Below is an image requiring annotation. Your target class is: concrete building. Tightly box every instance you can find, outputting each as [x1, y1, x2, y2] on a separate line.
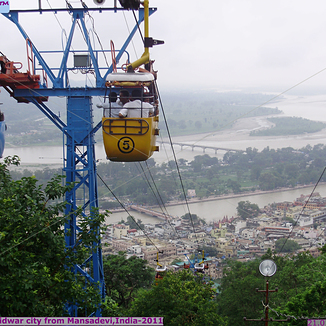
[111, 239, 134, 252]
[187, 189, 196, 197]
[188, 231, 206, 242]
[241, 228, 257, 239]
[142, 243, 176, 263]
[259, 240, 275, 252]
[126, 245, 144, 259]
[113, 224, 130, 239]
[211, 227, 227, 238]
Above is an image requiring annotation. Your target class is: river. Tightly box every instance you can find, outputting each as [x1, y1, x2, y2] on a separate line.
[4, 94, 326, 165]
[107, 184, 326, 225]
[3, 93, 326, 224]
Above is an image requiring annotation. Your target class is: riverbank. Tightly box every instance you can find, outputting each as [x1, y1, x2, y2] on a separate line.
[109, 183, 326, 224]
[109, 183, 324, 214]
[165, 183, 324, 208]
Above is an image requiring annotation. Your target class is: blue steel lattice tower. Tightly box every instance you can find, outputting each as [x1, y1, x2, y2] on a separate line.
[1, 1, 157, 316]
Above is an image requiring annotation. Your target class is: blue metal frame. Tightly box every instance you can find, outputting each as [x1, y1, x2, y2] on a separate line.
[2, 5, 156, 317]
[184, 252, 209, 270]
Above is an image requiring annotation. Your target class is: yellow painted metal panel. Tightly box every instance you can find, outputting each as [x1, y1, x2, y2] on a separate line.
[102, 116, 158, 162]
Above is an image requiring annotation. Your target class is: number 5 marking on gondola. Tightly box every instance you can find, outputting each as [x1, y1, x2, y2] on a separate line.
[118, 137, 135, 154]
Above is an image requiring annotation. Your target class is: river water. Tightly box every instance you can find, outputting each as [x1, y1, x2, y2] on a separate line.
[3, 94, 326, 224]
[106, 184, 326, 225]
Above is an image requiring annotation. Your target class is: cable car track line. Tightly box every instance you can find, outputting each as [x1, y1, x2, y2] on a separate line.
[144, 160, 170, 216]
[140, 161, 180, 238]
[278, 166, 326, 255]
[136, 162, 167, 216]
[96, 172, 160, 251]
[182, 65, 326, 150]
[155, 80, 199, 245]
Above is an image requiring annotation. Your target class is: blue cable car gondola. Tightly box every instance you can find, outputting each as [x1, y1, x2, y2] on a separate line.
[184, 250, 209, 274]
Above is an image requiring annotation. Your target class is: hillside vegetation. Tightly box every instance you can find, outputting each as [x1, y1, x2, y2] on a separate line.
[2, 156, 326, 323]
[250, 116, 326, 136]
[8, 143, 326, 208]
[3, 91, 281, 146]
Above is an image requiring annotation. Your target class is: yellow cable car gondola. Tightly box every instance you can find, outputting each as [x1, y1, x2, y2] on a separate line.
[194, 250, 209, 274]
[102, 72, 159, 162]
[102, 0, 163, 162]
[154, 251, 166, 284]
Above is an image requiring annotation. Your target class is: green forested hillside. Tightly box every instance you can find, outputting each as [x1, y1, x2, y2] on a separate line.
[2, 156, 326, 324]
[250, 117, 326, 136]
[8, 143, 326, 207]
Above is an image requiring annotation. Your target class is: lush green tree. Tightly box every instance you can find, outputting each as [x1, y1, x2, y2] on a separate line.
[250, 117, 326, 136]
[103, 252, 154, 309]
[191, 161, 202, 172]
[128, 270, 227, 326]
[236, 200, 260, 219]
[320, 244, 326, 255]
[226, 179, 241, 194]
[181, 213, 205, 226]
[217, 259, 265, 325]
[192, 154, 219, 167]
[217, 252, 326, 325]
[178, 158, 188, 166]
[168, 160, 177, 169]
[246, 147, 258, 160]
[199, 245, 218, 257]
[146, 158, 156, 169]
[171, 258, 184, 265]
[272, 252, 326, 325]
[194, 120, 202, 129]
[285, 163, 299, 179]
[268, 252, 316, 308]
[284, 216, 295, 225]
[134, 192, 158, 205]
[282, 279, 326, 326]
[0, 156, 108, 316]
[125, 216, 144, 230]
[159, 178, 177, 196]
[275, 238, 301, 253]
[258, 171, 283, 190]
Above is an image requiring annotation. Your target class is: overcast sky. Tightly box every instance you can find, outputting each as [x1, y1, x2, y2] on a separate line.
[3, 0, 326, 94]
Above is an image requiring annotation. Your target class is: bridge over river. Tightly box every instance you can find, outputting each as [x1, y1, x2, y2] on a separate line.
[129, 205, 175, 221]
[159, 141, 244, 154]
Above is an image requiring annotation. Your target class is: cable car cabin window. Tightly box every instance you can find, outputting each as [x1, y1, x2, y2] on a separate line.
[103, 118, 150, 136]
